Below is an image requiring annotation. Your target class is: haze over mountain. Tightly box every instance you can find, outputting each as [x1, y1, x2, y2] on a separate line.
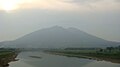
[1, 26, 119, 48]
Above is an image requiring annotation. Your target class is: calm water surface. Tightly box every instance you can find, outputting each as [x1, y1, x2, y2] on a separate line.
[9, 51, 120, 67]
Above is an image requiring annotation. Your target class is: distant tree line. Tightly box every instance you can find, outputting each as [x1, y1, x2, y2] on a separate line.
[0, 48, 18, 52]
[64, 48, 99, 50]
[64, 45, 120, 53]
[99, 45, 120, 53]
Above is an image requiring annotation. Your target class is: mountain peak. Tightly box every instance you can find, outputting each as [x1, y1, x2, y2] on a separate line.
[45, 26, 67, 32]
[50, 25, 65, 29]
[4, 26, 119, 48]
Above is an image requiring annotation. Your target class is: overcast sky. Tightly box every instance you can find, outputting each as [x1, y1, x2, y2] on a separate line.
[0, 0, 120, 42]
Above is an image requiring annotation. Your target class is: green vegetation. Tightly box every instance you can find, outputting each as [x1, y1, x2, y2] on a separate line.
[45, 46, 120, 63]
[0, 48, 17, 57]
[0, 48, 19, 67]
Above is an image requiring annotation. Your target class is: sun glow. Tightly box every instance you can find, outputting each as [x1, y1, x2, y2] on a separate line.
[0, 0, 21, 12]
[0, 0, 119, 12]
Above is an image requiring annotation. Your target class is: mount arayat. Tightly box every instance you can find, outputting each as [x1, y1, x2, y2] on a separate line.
[0, 26, 119, 48]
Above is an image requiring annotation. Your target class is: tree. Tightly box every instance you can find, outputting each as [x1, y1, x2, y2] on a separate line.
[118, 45, 120, 51]
[106, 47, 114, 52]
[99, 48, 104, 52]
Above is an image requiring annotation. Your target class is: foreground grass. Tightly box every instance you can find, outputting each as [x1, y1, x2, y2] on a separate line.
[0, 51, 14, 58]
[0, 49, 19, 67]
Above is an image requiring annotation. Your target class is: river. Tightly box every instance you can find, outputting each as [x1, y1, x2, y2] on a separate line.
[9, 51, 120, 67]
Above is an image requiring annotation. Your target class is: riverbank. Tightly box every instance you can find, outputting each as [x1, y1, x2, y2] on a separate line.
[0, 49, 19, 67]
[45, 49, 120, 64]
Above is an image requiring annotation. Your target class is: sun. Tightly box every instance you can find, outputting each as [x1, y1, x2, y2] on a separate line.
[1, 3, 17, 12]
[0, 0, 20, 12]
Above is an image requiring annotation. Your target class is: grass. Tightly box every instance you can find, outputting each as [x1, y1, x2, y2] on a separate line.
[45, 49, 120, 63]
[0, 51, 14, 58]
[0, 49, 17, 58]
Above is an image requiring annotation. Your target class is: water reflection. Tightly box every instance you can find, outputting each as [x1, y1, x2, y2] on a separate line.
[9, 51, 120, 67]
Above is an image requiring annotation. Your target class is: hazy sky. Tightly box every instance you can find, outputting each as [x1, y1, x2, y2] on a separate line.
[0, 0, 120, 42]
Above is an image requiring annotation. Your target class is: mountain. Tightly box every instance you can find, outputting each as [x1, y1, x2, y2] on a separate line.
[2, 26, 120, 48]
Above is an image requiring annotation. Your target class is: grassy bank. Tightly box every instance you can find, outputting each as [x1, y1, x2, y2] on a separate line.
[0, 48, 19, 67]
[45, 47, 120, 64]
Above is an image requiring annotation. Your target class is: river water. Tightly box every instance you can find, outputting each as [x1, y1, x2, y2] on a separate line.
[9, 51, 120, 67]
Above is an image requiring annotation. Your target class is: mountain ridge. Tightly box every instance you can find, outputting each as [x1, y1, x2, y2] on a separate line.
[1, 26, 120, 48]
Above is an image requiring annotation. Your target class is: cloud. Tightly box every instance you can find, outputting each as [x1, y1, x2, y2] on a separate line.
[18, 0, 79, 11]
[0, 0, 119, 12]
[65, 0, 120, 11]
[20, 0, 120, 12]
